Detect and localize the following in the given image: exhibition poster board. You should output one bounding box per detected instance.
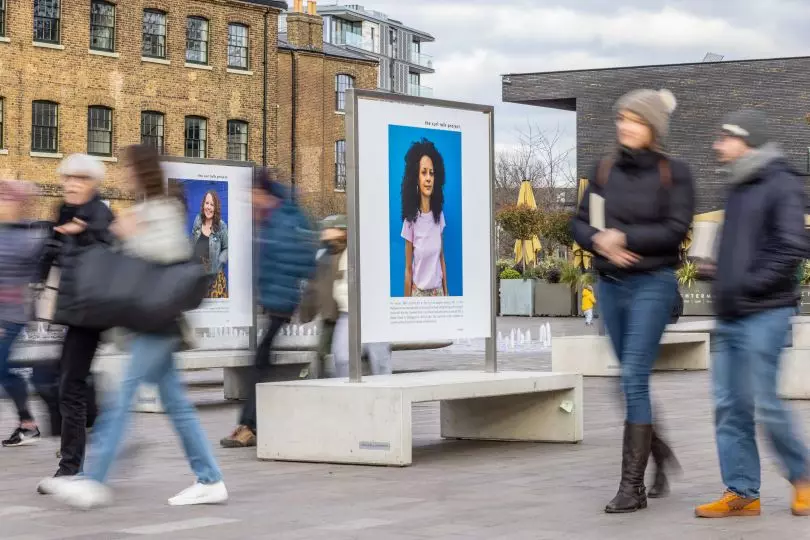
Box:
[161,158,255,349]
[346,90,496,380]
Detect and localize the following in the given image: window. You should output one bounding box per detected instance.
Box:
[0,0,6,38]
[87,106,112,156]
[0,98,4,149]
[335,140,346,191]
[227,120,248,161]
[34,0,61,44]
[186,17,209,64]
[32,101,58,153]
[185,116,207,158]
[335,74,354,112]
[90,1,115,52]
[330,18,360,46]
[227,23,249,69]
[141,111,165,154]
[142,10,166,58]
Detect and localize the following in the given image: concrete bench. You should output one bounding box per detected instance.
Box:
[551,332,710,376]
[256,371,583,466]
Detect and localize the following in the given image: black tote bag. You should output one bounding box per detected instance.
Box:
[54,244,210,333]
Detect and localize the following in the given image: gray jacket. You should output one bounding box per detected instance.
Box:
[191,215,228,274]
[0,224,47,324]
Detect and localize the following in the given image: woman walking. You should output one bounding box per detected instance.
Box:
[572,89,695,513]
[46,145,227,509]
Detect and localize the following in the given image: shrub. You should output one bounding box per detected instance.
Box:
[546,267,561,284]
[559,260,582,288]
[496,205,544,241]
[677,261,698,288]
[802,261,810,286]
[499,268,522,280]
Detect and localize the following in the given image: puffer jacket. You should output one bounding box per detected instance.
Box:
[256,184,317,316]
[712,143,808,319]
[0,223,47,324]
[572,148,695,275]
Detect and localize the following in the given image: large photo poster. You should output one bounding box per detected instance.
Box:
[161,160,254,348]
[356,97,493,343]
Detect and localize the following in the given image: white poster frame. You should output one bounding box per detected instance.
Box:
[345,89,497,382]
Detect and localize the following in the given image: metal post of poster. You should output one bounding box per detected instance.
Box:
[345,89,498,382]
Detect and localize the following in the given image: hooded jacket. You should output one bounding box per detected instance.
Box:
[572,149,695,275]
[712,143,807,319]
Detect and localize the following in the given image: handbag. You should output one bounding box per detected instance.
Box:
[54,244,211,333]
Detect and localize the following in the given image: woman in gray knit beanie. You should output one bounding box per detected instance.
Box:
[572,88,696,514]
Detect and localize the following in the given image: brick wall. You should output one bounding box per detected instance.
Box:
[503,57,810,213]
[0,0,278,218]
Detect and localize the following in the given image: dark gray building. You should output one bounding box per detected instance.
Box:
[502,56,810,213]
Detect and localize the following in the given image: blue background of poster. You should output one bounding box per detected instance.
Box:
[388,125,463,297]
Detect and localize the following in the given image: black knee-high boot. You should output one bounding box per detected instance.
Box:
[605,422,653,514]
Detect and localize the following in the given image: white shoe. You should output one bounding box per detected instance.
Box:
[168,481,228,506]
[53,478,112,510]
[37,475,74,495]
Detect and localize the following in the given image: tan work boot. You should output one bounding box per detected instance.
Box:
[792,482,810,516]
[220,425,257,448]
[695,490,760,518]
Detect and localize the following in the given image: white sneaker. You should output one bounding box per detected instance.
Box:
[53,478,112,510]
[37,475,74,495]
[168,481,228,506]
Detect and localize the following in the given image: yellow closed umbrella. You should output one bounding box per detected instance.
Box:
[682,210,725,252]
[513,181,542,266]
[572,178,592,269]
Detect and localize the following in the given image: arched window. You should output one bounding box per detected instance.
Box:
[185,116,207,158]
[186,17,209,64]
[335,74,355,112]
[32,100,59,153]
[87,106,113,156]
[227,120,249,161]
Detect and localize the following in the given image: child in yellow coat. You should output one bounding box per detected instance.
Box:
[582,285,596,326]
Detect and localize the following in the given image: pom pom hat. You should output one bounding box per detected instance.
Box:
[615,89,678,147]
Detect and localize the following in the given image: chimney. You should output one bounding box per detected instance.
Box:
[286,1,323,51]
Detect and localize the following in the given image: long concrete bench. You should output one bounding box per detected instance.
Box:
[551,332,710,376]
[256,371,583,466]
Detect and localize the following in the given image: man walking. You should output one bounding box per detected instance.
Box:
[695,110,810,518]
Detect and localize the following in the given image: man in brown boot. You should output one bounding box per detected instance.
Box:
[695,110,810,518]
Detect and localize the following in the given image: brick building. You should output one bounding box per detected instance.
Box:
[0,0,376,218]
[502,56,810,213]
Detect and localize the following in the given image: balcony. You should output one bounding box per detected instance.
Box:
[407,84,433,98]
[410,51,433,70]
[341,32,377,53]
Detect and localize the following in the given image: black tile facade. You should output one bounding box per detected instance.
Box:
[503,57,810,213]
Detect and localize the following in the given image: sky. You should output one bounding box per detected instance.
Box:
[323,0,810,157]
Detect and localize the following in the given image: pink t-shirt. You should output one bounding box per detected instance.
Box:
[401,211,446,292]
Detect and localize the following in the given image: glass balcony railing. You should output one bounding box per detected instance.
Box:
[407,84,433,98]
[410,51,433,70]
[341,32,377,52]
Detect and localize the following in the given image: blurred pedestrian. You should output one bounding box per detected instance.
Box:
[0,178,46,447]
[581,284,596,326]
[47,144,227,509]
[220,168,316,448]
[36,154,113,492]
[572,89,695,513]
[299,215,347,378]
[695,111,810,518]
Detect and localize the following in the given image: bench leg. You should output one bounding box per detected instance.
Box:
[654,342,709,371]
[256,385,412,466]
[224,367,252,400]
[439,386,583,443]
[133,384,164,413]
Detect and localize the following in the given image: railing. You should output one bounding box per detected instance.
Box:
[407,84,433,98]
[410,51,433,70]
[341,32,376,52]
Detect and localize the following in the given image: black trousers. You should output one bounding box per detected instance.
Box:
[239,316,288,432]
[57,326,101,476]
[31,363,97,437]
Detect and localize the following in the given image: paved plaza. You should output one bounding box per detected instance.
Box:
[1,318,808,539]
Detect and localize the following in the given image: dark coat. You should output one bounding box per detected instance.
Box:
[712,147,807,319]
[572,149,695,275]
[299,248,341,324]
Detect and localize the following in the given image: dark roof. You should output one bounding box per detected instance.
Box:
[241,0,288,9]
[277,33,377,63]
[503,54,810,78]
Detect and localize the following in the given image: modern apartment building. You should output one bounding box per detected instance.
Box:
[283,1,435,97]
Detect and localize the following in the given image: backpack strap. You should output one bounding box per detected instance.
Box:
[596,157,614,186]
[658,159,672,189]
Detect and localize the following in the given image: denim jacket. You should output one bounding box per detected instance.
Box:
[191,215,228,274]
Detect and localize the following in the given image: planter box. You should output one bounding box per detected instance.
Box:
[680,282,713,316]
[499,279,535,316]
[801,287,810,315]
[534,282,573,317]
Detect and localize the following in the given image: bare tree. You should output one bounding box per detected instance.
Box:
[495,123,576,211]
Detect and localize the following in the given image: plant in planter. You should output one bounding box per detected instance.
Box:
[499,268,522,280]
[496,205,544,273]
[676,261,713,316]
[676,261,698,288]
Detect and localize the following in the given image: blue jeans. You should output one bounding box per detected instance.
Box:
[331,314,392,378]
[712,307,809,498]
[84,333,222,485]
[598,269,677,424]
[0,321,32,423]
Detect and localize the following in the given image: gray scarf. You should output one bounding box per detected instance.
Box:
[721,142,784,185]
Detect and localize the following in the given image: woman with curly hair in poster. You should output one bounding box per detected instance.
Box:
[401,138,448,297]
[192,190,229,299]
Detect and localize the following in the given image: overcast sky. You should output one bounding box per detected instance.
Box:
[330,0,810,157]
